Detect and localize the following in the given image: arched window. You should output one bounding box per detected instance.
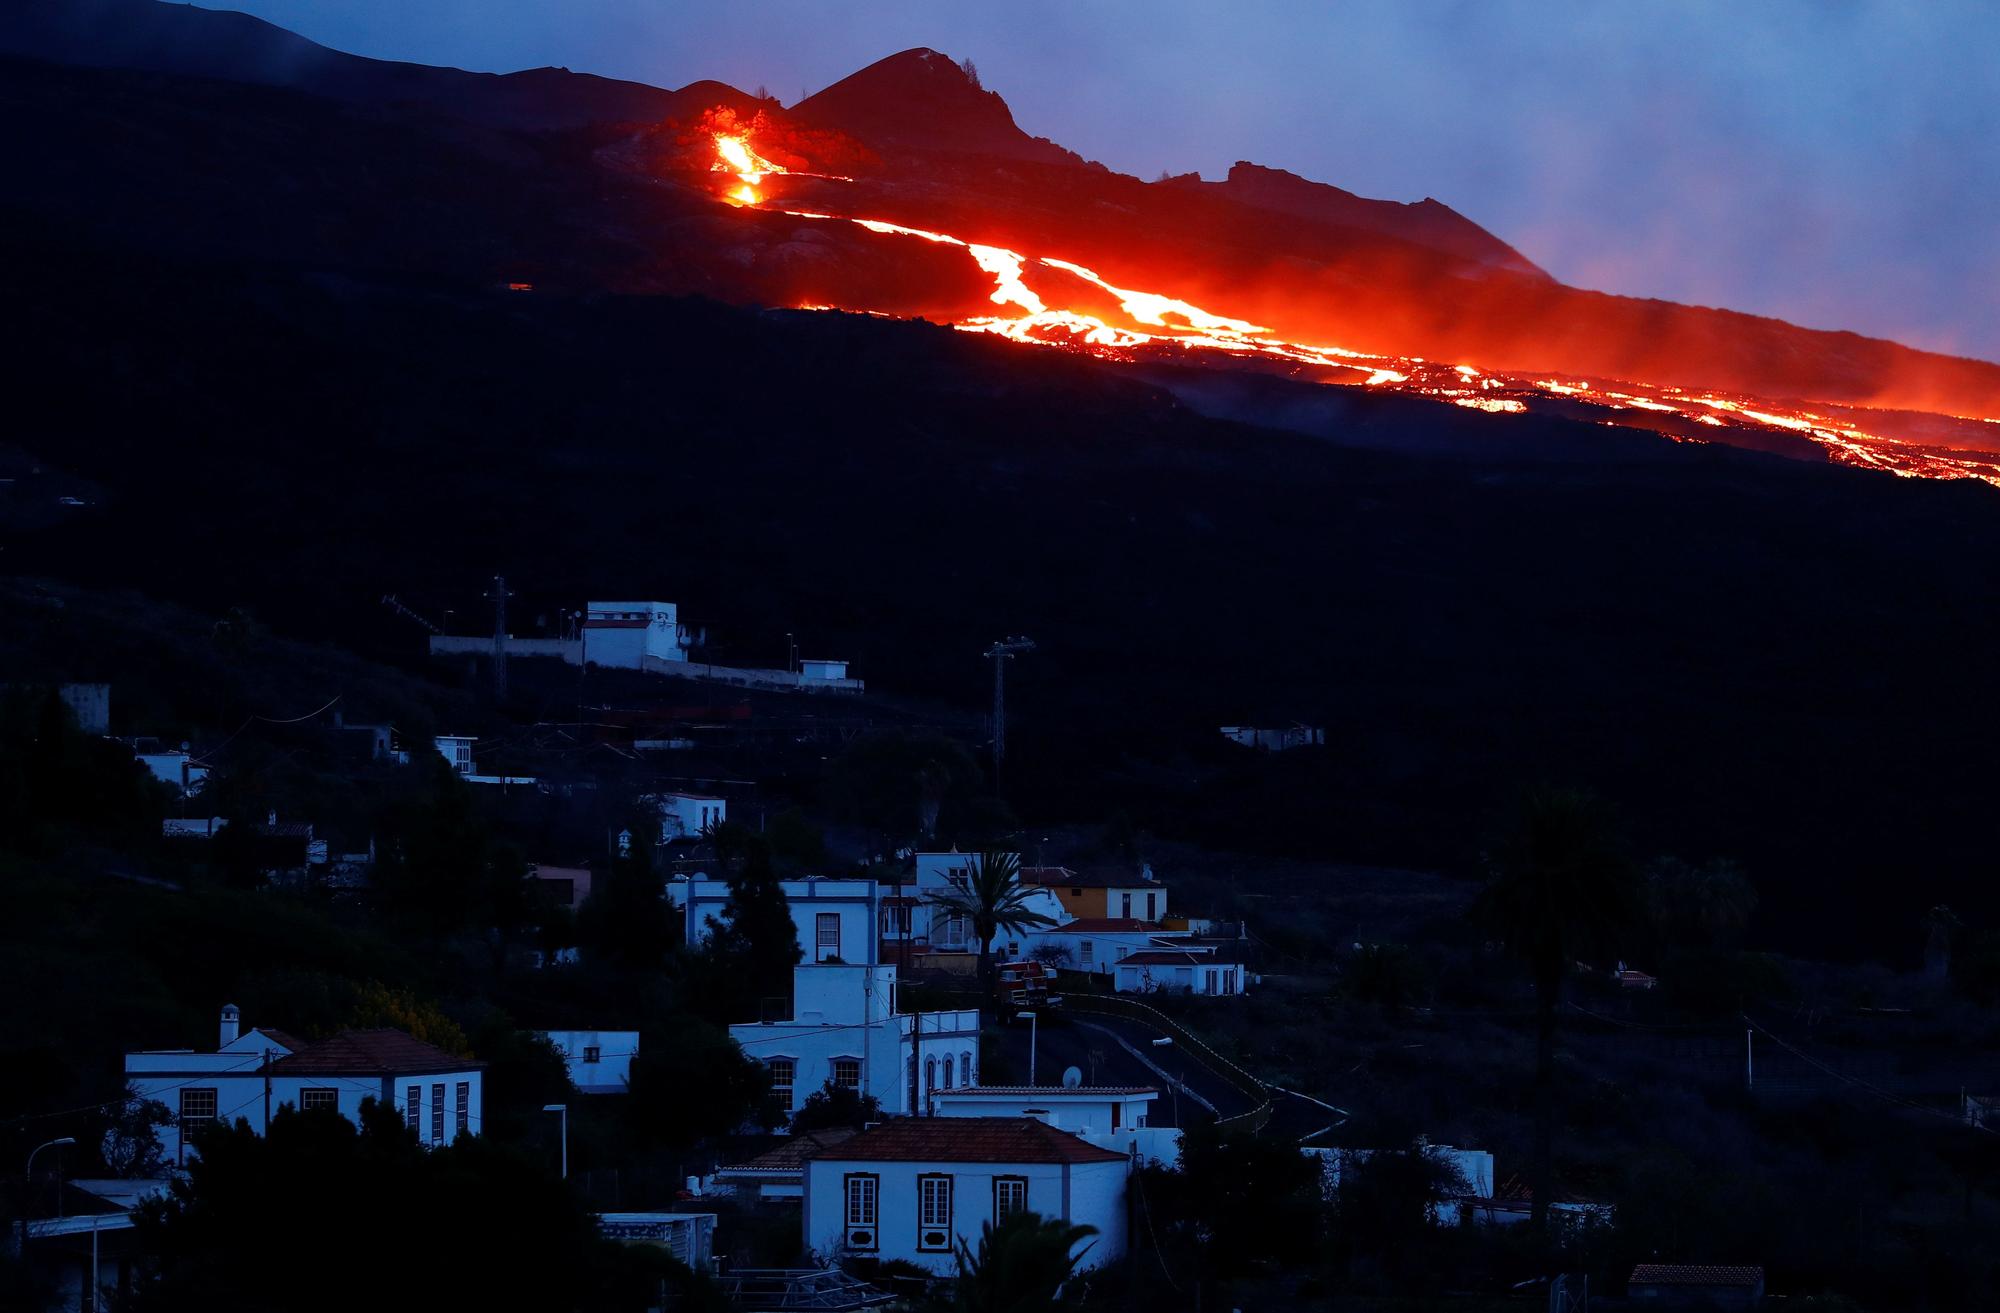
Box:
[925,1055,937,1091]
[961,1050,975,1087]
[942,1055,955,1089]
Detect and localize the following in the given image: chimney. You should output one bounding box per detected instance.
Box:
[219,1003,241,1048]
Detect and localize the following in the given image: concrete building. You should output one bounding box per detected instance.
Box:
[714,1126,859,1203]
[1627,1265,1764,1308]
[1019,920,1193,976]
[434,734,477,776]
[669,875,882,965]
[583,601,692,670]
[932,1086,1179,1167]
[125,1006,484,1165]
[540,1030,639,1093]
[731,964,979,1118]
[1219,724,1326,752]
[135,748,207,797]
[1023,866,1167,924]
[799,659,850,683]
[598,1212,717,1270]
[803,1118,1128,1274]
[1112,949,1248,996]
[646,792,726,842]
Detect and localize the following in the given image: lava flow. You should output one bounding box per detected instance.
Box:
[703,133,2000,485]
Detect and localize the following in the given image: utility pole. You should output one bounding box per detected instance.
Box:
[983,637,1035,784]
[487,575,513,700]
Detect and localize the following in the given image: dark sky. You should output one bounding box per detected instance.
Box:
[228,1,2000,363]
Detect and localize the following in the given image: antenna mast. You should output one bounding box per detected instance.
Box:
[982,636,1035,783]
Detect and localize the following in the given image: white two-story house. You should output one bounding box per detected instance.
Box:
[126,1006,484,1164]
[668,874,883,964]
[731,965,979,1118]
[803,1117,1128,1274]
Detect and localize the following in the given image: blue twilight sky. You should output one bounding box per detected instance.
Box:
[222,1,2000,363]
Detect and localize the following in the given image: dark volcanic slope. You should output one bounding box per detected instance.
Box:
[0,0,763,128]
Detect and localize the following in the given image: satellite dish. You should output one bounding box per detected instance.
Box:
[1061,1066,1083,1088]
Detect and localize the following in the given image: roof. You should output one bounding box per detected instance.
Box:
[717,1127,860,1177]
[251,1028,309,1053]
[271,1029,483,1076]
[1055,918,1159,934]
[1116,950,1214,967]
[813,1117,1125,1164]
[932,1086,1157,1098]
[1023,868,1158,890]
[1630,1266,1764,1288]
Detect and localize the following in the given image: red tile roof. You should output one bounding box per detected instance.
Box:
[717,1127,859,1177]
[250,1028,309,1054]
[271,1029,482,1076]
[1630,1265,1763,1288]
[1115,950,1213,966]
[814,1117,1126,1164]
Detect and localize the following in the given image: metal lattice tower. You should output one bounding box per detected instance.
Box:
[982,636,1035,781]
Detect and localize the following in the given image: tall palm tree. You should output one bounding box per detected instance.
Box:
[928,849,1057,991]
[953,1211,1097,1312]
[1474,787,1637,1232]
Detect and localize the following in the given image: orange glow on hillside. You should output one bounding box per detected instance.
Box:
[700,131,2000,486]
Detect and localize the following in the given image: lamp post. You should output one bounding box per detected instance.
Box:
[542,1104,568,1180]
[1151,1038,1180,1125]
[1017,1011,1038,1086]
[19,1136,77,1263]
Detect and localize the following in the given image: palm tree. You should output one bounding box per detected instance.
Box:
[952,1211,1096,1312]
[1474,787,1637,1232]
[928,849,1056,991]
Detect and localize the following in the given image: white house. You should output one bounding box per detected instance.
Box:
[1112,949,1249,996]
[907,852,1068,958]
[714,1126,860,1202]
[540,1030,639,1093]
[1022,865,1168,925]
[1019,921,1193,976]
[731,964,979,1118]
[135,748,207,797]
[799,659,850,683]
[930,1085,1180,1166]
[583,601,692,670]
[803,1118,1129,1274]
[668,875,881,964]
[126,1006,484,1164]
[646,792,727,842]
[434,734,477,776]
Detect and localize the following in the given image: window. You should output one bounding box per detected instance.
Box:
[1205,969,1219,994]
[961,1051,975,1087]
[832,1058,861,1091]
[767,1057,796,1110]
[844,1174,880,1250]
[583,1046,601,1064]
[925,1055,937,1091]
[456,1082,470,1135]
[430,1084,445,1145]
[179,1088,217,1131]
[917,1174,954,1250]
[1146,891,1157,921]
[994,1176,1028,1220]
[300,1088,337,1113]
[942,1055,954,1089]
[816,912,841,961]
[1081,941,1094,969]
[1121,891,1133,918]
[405,1085,420,1131]
[1070,887,1083,898]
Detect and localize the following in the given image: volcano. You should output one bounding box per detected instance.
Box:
[6,5,2000,481]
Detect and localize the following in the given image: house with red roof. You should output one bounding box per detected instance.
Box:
[803,1117,1129,1273]
[125,1004,485,1165]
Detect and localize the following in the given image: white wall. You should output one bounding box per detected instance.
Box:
[930,1089,1155,1133]
[1023,928,1179,975]
[541,1030,639,1093]
[1113,959,1246,995]
[804,1157,1127,1275]
[668,877,880,965]
[584,602,686,668]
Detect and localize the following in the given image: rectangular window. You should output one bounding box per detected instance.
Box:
[456,1082,470,1135]
[817,912,841,960]
[917,1174,954,1250]
[844,1173,879,1250]
[1146,892,1157,921]
[832,1058,861,1091]
[405,1085,420,1131]
[583,1046,601,1064]
[1081,941,1094,969]
[994,1176,1028,1220]
[179,1088,217,1131]
[1121,892,1133,918]
[767,1057,796,1110]
[300,1088,337,1113]
[430,1084,445,1145]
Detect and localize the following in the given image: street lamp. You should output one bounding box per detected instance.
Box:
[19,1136,77,1256]
[1150,1038,1180,1124]
[1017,1011,1038,1086]
[542,1104,568,1180]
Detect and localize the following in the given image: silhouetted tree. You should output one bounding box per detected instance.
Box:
[1475,787,1638,1233]
[577,840,678,968]
[952,1210,1094,1311]
[789,1080,881,1134]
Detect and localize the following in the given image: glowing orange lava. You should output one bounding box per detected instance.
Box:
[705,134,2000,486]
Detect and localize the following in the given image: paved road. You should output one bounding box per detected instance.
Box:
[984,1010,1256,1128]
